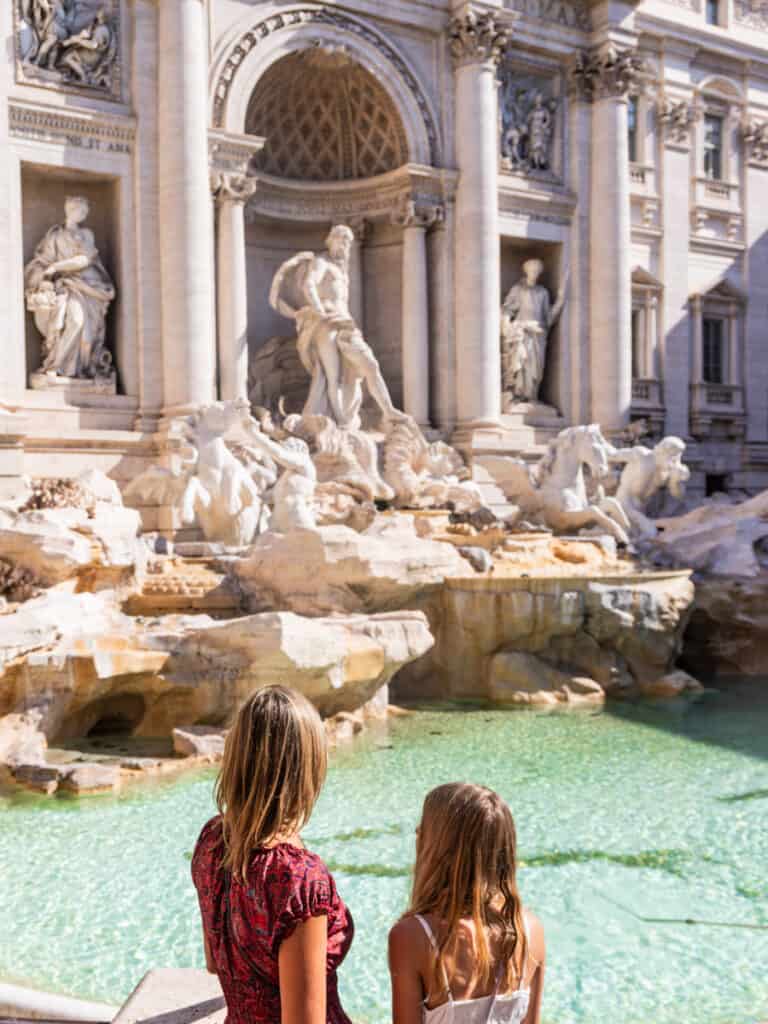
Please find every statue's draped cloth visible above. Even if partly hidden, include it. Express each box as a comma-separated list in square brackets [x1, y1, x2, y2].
[270, 251, 365, 429]
[25, 224, 115, 378]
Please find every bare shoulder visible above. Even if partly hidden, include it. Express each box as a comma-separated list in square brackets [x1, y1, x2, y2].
[523, 908, 546, 964]
[389, 914, 427, 948]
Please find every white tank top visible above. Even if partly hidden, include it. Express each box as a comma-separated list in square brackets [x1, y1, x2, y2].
[414, 914, 531, 1024]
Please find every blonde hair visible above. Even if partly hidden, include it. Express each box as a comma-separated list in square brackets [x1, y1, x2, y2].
[407, 783, 527, 996]
[215, 685, 328, 879]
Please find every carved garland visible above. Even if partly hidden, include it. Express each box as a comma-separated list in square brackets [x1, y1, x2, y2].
[742, 118, 768, 166]
[212, 8, 440, 166]
[657, 98, 699, 147]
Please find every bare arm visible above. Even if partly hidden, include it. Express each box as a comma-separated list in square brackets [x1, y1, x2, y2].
[389, 919, 427, 1024]
[278, 914, 328, 1024]
[523, 912, 546, 1024]
[302, 262, 327, 316]
[243, 426, 312, 476]
[44, 254, 90, 276]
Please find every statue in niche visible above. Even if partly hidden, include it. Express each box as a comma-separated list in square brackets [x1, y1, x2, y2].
[18, 0, 117, 91]
[500, 78, 557, 174]
[500, 259, 568, 405]
[269, 224, 409, 431]
[24, 196, 116, 386]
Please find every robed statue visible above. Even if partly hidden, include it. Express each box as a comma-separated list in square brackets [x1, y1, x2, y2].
[269, 225, 407, 430]
[500, 258, 568, 405]
[24, 195, 116, 382]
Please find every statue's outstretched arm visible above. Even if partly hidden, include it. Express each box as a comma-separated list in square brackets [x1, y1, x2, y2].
[548, 266, 571, 327]
[243, 425, 311, 475]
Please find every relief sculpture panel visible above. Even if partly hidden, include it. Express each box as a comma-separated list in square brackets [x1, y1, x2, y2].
[16, 0, 121, 99]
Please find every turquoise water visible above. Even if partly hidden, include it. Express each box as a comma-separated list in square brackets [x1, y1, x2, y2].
[1, 687, 767, 1024]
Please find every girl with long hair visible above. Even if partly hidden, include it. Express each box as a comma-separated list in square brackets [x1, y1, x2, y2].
[191, 685, 354, 1024]
[389, 783, 545, 1024]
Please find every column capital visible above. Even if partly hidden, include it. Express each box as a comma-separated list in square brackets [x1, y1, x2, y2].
[390, 193, 444, 229]
[569, 45, 646, 103]
[657, 96, 700, 150]
[448, 6, 511, 69]
[346, 217, 373, 244]
[211, 171, 257, 205]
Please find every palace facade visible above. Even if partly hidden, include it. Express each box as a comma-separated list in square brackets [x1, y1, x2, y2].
[1, 0, 767, 503]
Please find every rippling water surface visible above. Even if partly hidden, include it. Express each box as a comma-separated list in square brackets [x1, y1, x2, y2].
[1, 684, 767, 1024]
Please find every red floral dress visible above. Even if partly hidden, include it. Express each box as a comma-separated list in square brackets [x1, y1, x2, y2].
[191, 816, 354, 1024]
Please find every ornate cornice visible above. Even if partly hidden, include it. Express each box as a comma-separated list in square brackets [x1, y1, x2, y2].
[569, 45, 646, 102]
[212, 6, 440, 166]
[244, 163, 457, 224]
[742, 116, 768, 167]
[448, 8, 511, 68]
[209, 130, 264, 176]
[8, 100, 135, 153]
[657, 97, 699, 149]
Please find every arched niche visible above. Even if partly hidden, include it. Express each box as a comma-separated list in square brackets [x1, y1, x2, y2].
[210, 5, 439, 168]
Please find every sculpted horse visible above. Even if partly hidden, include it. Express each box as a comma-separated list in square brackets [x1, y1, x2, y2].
[481, 424, 632, 545]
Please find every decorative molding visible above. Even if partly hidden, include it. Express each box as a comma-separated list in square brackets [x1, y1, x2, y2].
[505, 0, 590, 32]
[733, 0, 768, 31]
[742, 117, 768, 167]
[657, 97, 699, 148]
[244, 163, 457, 224]
[448, 7, 511, 68]
[390, 193, 444, 229]
[212, 7, 440, 166]
[498, 178, 576, 225]
[14, 0, 122, 102]
[209, 130, 264, 177]
[8, 100, 135, 154]
[569, 46, 646, 102]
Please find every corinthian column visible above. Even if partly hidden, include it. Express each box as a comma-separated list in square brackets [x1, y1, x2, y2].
[449, 6, 510, 428]
[213, 173, 257, 402]
[157, 0, 216, 416]
[571, 45, 644, 433]
[392, 197, 443, 427]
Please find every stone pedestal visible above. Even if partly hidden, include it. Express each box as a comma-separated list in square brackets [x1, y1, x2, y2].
[29, 372, 117, 397]
[157, 0, 217, 417]
[450, 8, 510, 430]
[0, 409, 29, 502]
[214, 174, 256, 402]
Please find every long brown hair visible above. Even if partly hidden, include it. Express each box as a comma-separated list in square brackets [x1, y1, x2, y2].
[215, 685, 327, 878]
[407, 783, 527, 995]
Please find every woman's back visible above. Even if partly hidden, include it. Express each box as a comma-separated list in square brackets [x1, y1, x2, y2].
[390, 908, 544, 1024]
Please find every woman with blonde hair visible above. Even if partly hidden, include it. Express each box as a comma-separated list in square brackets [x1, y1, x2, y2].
[389, 783, 545, 1024]
[191, 685, 354, 1024]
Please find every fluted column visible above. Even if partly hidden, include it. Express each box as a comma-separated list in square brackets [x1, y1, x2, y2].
[392, 198, 442, 426]
[157, 0, 216, 415]
[213, 173, 256, 401]
[449, 7, 510, 427]
[571, 45, 644, 433]
[347, 218, 369, 329]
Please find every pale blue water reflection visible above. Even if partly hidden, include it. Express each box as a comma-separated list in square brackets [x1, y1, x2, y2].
[0, 686, 766, 1024]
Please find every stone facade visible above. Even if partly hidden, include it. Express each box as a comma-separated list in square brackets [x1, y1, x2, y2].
[1, 0, 767, 501]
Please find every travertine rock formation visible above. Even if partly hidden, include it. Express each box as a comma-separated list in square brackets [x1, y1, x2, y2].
[394, 569, 695, 704]
[234, 520, 470, 616]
